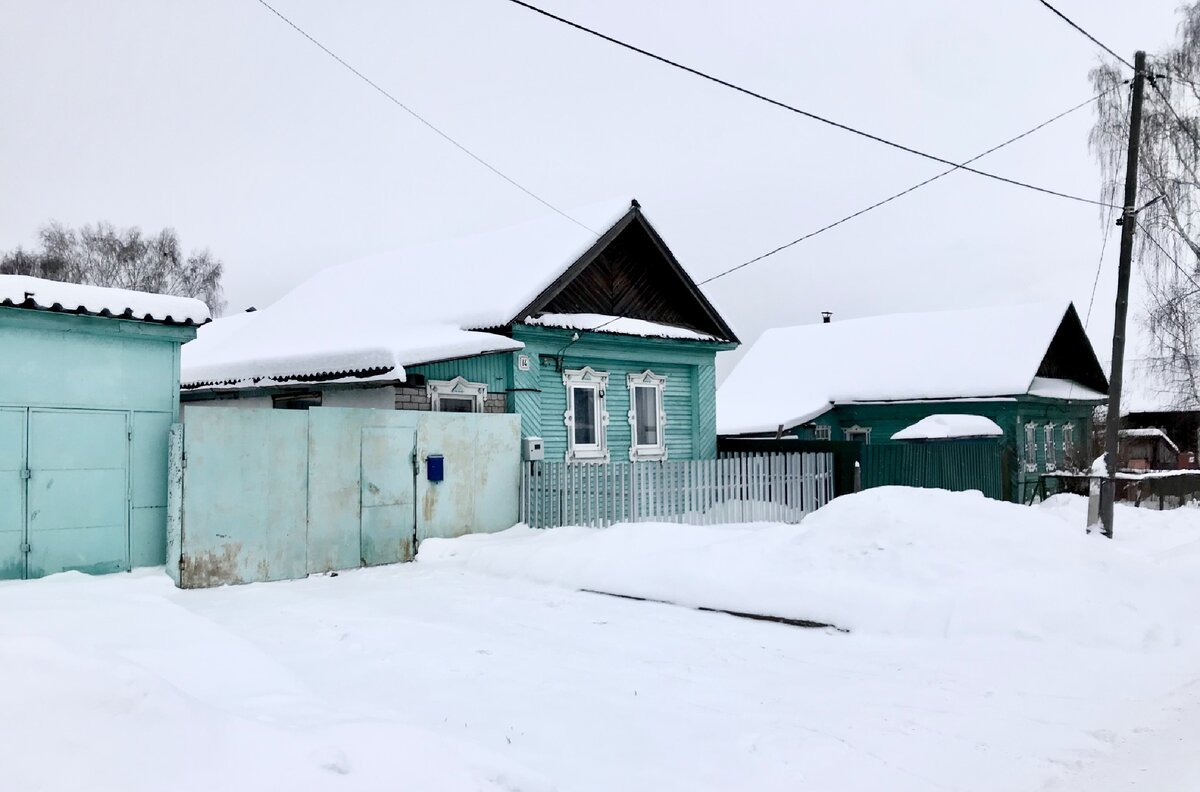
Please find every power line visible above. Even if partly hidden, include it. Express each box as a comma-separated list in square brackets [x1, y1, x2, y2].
[502, 0, 1116, 210]
[252, 0, 595, 235]
[1084, 211, 1116, 328]
[1034, 0, 1135, 70]
[698, 91, 1110, 286]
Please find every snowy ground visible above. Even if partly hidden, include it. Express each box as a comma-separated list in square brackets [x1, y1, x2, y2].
[3, 488, 1200, 791]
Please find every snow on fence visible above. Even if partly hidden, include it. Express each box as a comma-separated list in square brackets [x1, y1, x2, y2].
[520, 452, 834, 529]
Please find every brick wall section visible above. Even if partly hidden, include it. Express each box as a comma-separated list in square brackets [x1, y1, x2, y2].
[394, 386, 431, 411]
[393, 387, 507, 413]
[484, 394, 506, 414]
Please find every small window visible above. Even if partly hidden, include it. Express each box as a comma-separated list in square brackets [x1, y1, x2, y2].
[844, 425, 871, 444]
[1063, 423, 1075, 466]
[273, 391, 322, 410]
[627, 370, 667, 460]
[813, 425, 832, 441]
[573, 387, 598, 445]
[561, 367, 609, 460]
[1044, 423, 1057, 472]
[428, 377, 487, 413]
[563, 367, 609, 462]
[1024, 422, 1038, 472]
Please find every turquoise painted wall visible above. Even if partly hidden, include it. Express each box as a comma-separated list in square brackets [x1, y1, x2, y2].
[0, 307, 195, 578]
[406, 353, 511, 395]
[173, 407, 521, 587]
[181, 327, 730, 464]
[511, 325, 729, 461]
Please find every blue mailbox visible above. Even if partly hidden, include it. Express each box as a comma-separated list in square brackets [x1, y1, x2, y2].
[426, 454, 444, 483]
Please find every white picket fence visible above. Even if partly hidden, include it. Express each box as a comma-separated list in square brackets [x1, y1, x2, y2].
[520, 452, 834, 529]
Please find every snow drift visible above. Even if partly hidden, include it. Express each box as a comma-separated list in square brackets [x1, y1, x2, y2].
[420, 487, 1196, 649]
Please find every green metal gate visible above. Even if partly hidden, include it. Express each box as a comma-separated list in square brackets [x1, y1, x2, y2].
[360, 426, 417, 565]
[860, 442, 1009, 501]
[27, 409, 130, 577]
[0, 409, 26, 579]
[0, 408, 131, 579]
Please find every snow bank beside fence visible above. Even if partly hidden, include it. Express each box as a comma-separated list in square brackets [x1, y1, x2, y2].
[419, 487, 1200, 649]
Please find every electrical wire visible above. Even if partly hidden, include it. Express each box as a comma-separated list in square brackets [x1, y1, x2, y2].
[252, 0, 596, 235]
[502, 0, 1116, 210]
[697, 90, 1111, 286]
[1084, 215, 1115, 328]
[1034, 0, 1135, 70]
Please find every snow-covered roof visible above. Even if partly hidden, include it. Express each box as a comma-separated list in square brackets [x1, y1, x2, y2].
[1119, 427, 1180, 453]
[891, 414, 1005, 441]
[182, 311, 521, 386]
[718, 302, 1104, 436]
[183, 200, 727, 386]
[524, 313, 721, 341]
[0, 274, 210, 326]
[1026, 376, 1107, 401]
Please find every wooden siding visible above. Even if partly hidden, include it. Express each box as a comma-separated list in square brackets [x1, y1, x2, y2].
[512, 324, 724, 461]
[406, 352, 512, 395]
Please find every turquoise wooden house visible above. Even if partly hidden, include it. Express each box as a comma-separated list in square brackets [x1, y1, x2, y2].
[717, 302, 1108, 502]
[0, 275, 208, 579]
[180, 200, 739, 462]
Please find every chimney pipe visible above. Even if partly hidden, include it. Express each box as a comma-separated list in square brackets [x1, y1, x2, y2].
[821, 311, 833, 324]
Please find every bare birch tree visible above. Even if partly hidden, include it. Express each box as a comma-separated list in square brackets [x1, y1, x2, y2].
[0, 221, 225, 315]
[1091, 5, 1200, 408]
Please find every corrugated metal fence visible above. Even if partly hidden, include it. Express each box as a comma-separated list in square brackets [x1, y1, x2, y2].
[859, 442, 1009, 501]
[520, 452, 834, 528]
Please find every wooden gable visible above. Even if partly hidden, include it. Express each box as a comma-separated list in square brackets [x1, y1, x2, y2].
[513, 203, 738, 342]
[1035, 303, 1109, 394]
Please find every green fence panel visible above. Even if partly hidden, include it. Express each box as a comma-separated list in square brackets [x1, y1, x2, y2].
[860, 441, 1006, 500]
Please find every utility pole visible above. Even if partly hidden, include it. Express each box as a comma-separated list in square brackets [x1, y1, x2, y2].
[1097, 50, 1147, 538]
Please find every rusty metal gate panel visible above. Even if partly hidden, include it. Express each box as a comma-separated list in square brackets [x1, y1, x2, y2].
[360, 426, 416, 565]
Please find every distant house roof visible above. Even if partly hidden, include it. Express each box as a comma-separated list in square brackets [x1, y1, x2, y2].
[182, 200, 735, 387]
[1120, 427, 1180, 453]
[718, 302, 1108, 436]
[891, 414, 1005, 441]
[0, 274, 210, 326]
[1118, 357, 1199, 415]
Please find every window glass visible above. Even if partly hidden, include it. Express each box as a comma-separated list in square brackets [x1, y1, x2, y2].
[273, 392, 321, 410]
[634, 385, 659, 446]
[573, 387, 596, 445]
[438, 396, 475, 413]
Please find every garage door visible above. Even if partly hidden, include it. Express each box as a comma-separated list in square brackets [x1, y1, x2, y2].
[27, 409, 129, 578]
[0, 409, 25, 579]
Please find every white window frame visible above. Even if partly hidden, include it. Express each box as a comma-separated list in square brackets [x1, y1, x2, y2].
[563, 367, 609, 462]
[1024, 422, 1038, 472]
[844, 425, 871, 444]
[813, 424, 832, 441]
[1062, 422, 1075, 467]
[427, 376, 488, 413]
[1044, 423, 1058, 472]
[627, 370, 668, 461]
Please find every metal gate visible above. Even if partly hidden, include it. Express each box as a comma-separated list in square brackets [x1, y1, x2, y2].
[0, 408, 131, 579]
[360, 426, 417, 565]
[0, 409, 26, 579]
[172, 408, 521, 588]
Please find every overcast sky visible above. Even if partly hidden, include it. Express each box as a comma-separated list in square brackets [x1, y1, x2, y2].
[0, 1, 1187, 379]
